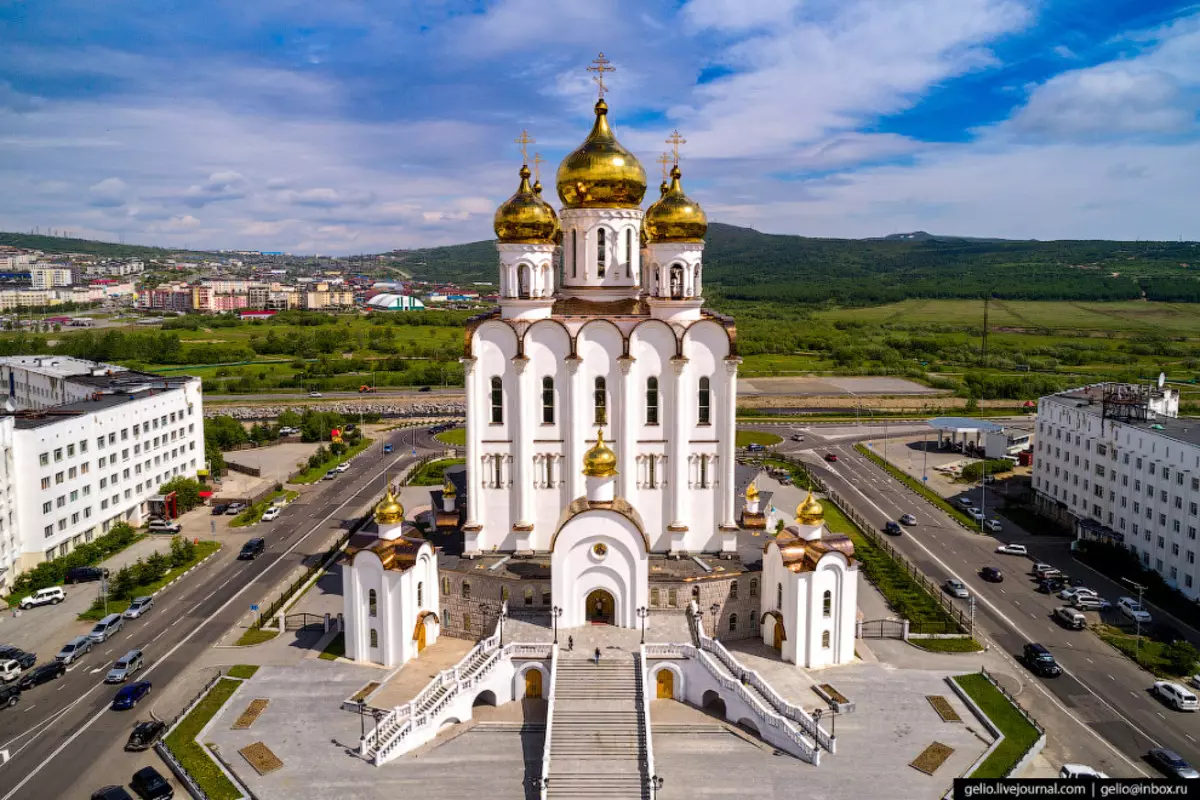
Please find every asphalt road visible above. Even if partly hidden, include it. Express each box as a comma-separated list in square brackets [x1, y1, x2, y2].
[805, 440, 1200, 777]
[0, 425, 433, 800]
[204, 388, 464, 402]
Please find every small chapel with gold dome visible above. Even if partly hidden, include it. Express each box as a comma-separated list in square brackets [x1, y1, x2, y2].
[341, 56, 857, 673]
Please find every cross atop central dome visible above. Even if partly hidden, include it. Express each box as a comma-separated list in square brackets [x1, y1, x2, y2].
[556, 98, 647, 209]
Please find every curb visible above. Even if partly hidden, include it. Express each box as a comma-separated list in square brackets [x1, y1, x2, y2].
[152, 549, 221, 598]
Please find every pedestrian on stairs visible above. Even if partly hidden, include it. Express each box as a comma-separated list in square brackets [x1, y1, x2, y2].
[594, 647, 601, 665]
[567, 635, 574, 652]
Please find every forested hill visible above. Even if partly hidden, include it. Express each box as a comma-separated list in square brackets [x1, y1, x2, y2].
[0, 233, 194, 259]
[395, 223, 1200, 304]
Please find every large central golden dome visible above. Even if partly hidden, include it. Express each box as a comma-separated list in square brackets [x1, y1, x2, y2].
[494, 165, 559, 244]
[556, 99, 647, 209]
[644, 165, 707, 243]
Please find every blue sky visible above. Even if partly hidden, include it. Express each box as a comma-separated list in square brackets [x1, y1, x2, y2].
[1, 0, 1198, 253]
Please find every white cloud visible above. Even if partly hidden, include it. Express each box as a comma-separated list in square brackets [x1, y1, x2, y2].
[682, 0, 800, 32]
[182, 171, 249, 207]
[88, 177, 131, 208]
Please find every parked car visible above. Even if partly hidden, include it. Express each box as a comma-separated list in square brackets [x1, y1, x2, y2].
[260, 506, 281, 522]
[1191, 674, 1200, 691]
[1022, 643, 1062, 677]
[969, 509, 986, 522]
[106, 649, 145, 683]
[110, 681, 152, 710]
[130, 766, 174, 800]
[984, 519, 1003, 533]
[66, 566, 108, 584]
[91, 787, 135, 800]
[1053, 607, 1087, 630]
[146, 519, 181, 534]
[1117, 596, 1153, 625]
[899, 513, 917, 525]
[125, 719, 167, 752]
[324, 469, 338, 480]
[19, 586, 64, 609]
[0, 661, 23, 683]
[1059, 764, 1109, 779]
[957, 497, 974, 508]
[211, 504, 229, 516]
[1152, 681, 1199, 712]
[1073, 595, 1110, 611]
[0, 647, 37, 669]
[89, 613, 125, 643]
[824, 453, 838, 462]
[746, 443, 766, 452]
[123, 596, 154, 619]
[18, 661, 65, 690]
[238, 538, 266, 561]
[334, 462, 351, 473]
[1058, 586, 1097, 601]
[0, 682, 20, 709]
[225, 502, 246, 515]
[57, 636, 93, 664]
[995, 543, 1027, 556]
[980, 567, 1003, 583]
[943, 579, 970, 599]
[883, 521, 903, 536]
[1032, 564, 1061, 580]
[1147, 747, 1200, 779]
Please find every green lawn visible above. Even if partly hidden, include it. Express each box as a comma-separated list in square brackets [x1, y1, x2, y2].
[910, 637, 983, 653]
[230, 489, 299, 528]
[1096, 625, 1198, 679]
[735, 430, 783, 447]
[953, 673, 1042, 779]
[226, 664, 260, 679]
[408, 458, 465, 486]
[290, 437, 374, 484]
[163, 677, 244, 800]
[434, 427, 466, 446]
[319, 632, 346, 661]
[234, 627, 279, 646]
[78, 541, 220, 620]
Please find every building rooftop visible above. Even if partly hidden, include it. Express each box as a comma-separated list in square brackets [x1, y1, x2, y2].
[1044, 389, 1200, 448]
[4, 378, 195, 429]
[0, 355, 127, 381]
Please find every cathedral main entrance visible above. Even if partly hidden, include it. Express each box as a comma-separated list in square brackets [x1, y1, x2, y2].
[585, 589, 615, 624]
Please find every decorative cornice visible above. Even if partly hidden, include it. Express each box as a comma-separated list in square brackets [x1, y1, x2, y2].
[670, 356, 688, 375]
[617, 355, 635, 374]
[511, 354, 530, 374]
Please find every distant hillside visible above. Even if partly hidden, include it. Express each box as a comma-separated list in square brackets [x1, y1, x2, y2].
[0, 233, 191, 259]
[393, 222, 1200, 304]
[872, 231, 1029, 244]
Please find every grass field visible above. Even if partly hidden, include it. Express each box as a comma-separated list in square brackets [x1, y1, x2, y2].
[735, 430, 783, 447]
[953, 673, 1042, 779]
[164, 677, 244, 800]
[434, 428, 466, 446]
[408, 458, 465, 486]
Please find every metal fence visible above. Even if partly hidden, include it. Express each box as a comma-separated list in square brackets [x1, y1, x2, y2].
[860, 619, 906, 639]
[154, 671, 229, 800]
[254, 513, 368, 629]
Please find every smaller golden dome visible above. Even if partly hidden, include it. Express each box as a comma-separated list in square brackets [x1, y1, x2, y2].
[644, 165, 707, 243]
[442, 476, 457, 498]
[745, 481, 759, 502]
[795, 490, 824, 526]
[374, 486, 405, 526]
[582, 428, 618, 478]
[494, 165, 559, 244]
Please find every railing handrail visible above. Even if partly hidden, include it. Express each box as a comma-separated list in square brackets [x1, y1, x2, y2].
[539, 644, 558, 800]
[636, 647, 656, 788]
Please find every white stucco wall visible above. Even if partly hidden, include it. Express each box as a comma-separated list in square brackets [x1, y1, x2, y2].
[551, 509, 649, 628]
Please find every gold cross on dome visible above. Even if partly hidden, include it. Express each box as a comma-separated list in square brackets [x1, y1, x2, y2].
[514, 130, 535, 164]
[533, 152, 546, 182]
[656, 152, 672, 182]
[666, 130, 687, 165]
[588, 52, 615, 98]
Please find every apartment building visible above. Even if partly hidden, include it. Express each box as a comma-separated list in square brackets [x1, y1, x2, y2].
[1034, 382, 1199, 600]
[0, 356, 135, 410]
[31, 267, 72, 289]
[0, 288, 57, 310]
[300, 283, 354, 311]
[137, 285, 194, 312]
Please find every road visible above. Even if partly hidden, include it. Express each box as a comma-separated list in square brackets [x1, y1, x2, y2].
[204, 388, 464, 403]
[0, 425, 434, 800]
[804, 439, 1200, 776]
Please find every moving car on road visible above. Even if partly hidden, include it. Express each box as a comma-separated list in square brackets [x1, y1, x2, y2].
[1053, 607, 1087, 630]
[125, 720, 167, 752]
[383, 443, 394, 454]
[1022, 643, 1062, 677]
[238, 538, 266, 561]
[746, 443, 766, 452]
[1147, 747, 1200, 779]
[943, 579, 969, 599]
[19, 586, 64, 609]
[790, 434, 804, 442]
[899, 513, 917, 526]
[883, 521, 903, 536]
[124, 596, 154, 619]
[110, 680, 152, 710]
[824, 453, 838, 462]
[1059, 764, 1109, 779]
[980, 567, 1003, 583]
[106, 649, 145, 683]
[995, 544, 1027, 556]
[130, 765, 174, 799]
[308, 391, 322, 398]
[260, 506, 281, 522]
[17, 661, 65, 690]
[57, 635, 93, 664]
[1152, 681, 1199, 712]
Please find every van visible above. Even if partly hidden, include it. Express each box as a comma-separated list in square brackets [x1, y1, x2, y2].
[88, 613, 125, 643]
[1054, 607, 1087, 630]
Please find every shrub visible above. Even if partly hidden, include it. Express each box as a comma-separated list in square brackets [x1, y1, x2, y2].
[170, 535, 196, 568]
[1166, 640, 1200, 676]
[9, 522, 138, 598]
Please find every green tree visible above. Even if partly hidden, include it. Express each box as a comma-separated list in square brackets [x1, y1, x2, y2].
[145, 551, 170, 582]
[159, 476, 203, 513]
[169, 535, 195, 568]
[204, 415, 249, 450]
[110, 566, 137, 601]
[1165, 640, 1200, 676]
[277, 410, 301, 428]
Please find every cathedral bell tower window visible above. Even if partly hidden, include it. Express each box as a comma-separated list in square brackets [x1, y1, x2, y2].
[490, 377, 504, 424]
[597, 228, 606, 277]
[823, 590, 832, 617]
[625, 229, 633, 277]
[571, 230, 578, 278]
[646, 377, 659, 425]
[698, 377, 711, 425]
[542, 377, 555, 424]
[594, 377, 607, 425]
[369, 589, 378, 618]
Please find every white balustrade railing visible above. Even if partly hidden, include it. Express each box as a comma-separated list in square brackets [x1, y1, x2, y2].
[539, 645, 559, 800]
[642, 643, 686, 658]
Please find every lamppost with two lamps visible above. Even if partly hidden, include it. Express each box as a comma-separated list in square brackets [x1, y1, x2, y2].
[550, 605, 562, 644]
[709, 603, 720, 641]
[637, 606, 649, 644]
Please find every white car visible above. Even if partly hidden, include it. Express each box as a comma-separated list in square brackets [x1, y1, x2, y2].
[1060, 764, 1110, 779]
[334, 462, 351, 473]
[1073, 595, 1110, 611]
[308, 391, 323, 398]
[19, 586, 65, 609]
[957, 497, 974, 508]
[260, 507, 281, 522]
[1117, 596, 1153, 625]
[943, 579, 970, 599]
[1058, 587, 1097, 601]
[0, 661, 21, 683]
[984, 519, 1003, 533]
[995, 543, 1027, 556]
[1153, 681, 1199, 712]
[970, 509, 985, 522]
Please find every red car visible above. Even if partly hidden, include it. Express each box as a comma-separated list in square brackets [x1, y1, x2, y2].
[824, 453, 839, 462]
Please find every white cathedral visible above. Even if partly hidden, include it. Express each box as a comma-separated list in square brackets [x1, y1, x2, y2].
[342, 81, 859, 674]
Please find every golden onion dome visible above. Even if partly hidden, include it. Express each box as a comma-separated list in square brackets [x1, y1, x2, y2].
[795, 491, 824, 526]
[494, 164, 559, 244]
[374, 486, 405, 526]
[644, 165, 707, 243]
[556, 99, 647, 209]
[582, 428, 618, 478]
[442, 476, 457, 498]
[745, 481, 760, 502]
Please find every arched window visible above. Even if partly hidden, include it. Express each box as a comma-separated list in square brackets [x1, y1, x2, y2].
[490, 377, 503, 424]
[594, 377, 607, 425]
[463, 612, 471, 631]
[729, 614, 738, 632]
[691, 585, 700, 599]
[777, 583, 782, 609]
[646, 377, 659, 425]
[441, 576, 450, 595]
[571, 230, 578, 278]
[698, 377, 711, 425]
[542, 587, 551, 605]
[651, 587, 661, 607]
[654, 266, 660, 295]
[821, 630, 831, 648]
[442, 608, 450, 627]
[462, 581, 471, 599]
[625, 229, 633, 276]
[597, 228, 607, 276]
[524, 586, 534, 606]
[517, 264, 531, 299]
[368, 589, 378, 618]
[749, 578, 759, 598]
[729, 580, 738, 600]
[370, 629, 378, 648]
[823, 590, 832, 618]
[670, 263, 684, 298]
[542, 377, 555, 424]
[501, 585, 510, 602]
[417, 582, 423, 607]
[668, 588, 678, 607]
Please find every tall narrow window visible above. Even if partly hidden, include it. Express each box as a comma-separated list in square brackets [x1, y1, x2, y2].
[646, 377, 659, 425]
[370, 629, 378, 648]
[572, 230, 578, 278]
[544, 455, 554, 487]
[501, 585, 510, 602]
[597, 228, 607, 277]
[730, 580, 738, 600]
[442, 577, 450, 595]
[542, 377, 555, 424]
[524, 586, 534, 606]
[750, 578, 759, 598]
[594, 377, 607, 425]
[777, 583, 782, 608]
[729, 614, 738, 633]
[369, 590, 378, 618]
[821, 631, 831, 648]
[699, 454, 709, 488]
[492, 454, 504, 487]
[698, 377, 711, 425]
[647, 456, 657, 489]
[462, 581, 471, 599]
[490, 376, 503, 424]
[822, 590, 832, 618]
[625, 229, 632, 276]
[417, 582, 423, 606]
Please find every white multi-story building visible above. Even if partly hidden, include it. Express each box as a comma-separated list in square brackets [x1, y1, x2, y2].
[0, 356, 133, 410]
[31, 267, 73, 289]
[0, 368, 204, 583]
[1034, 382, 1199, 599]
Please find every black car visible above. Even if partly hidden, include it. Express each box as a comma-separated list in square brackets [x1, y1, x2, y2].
[66, 566, 109, 584]
[0, 682, 21, 709]
[130, 765, 174, 799]
[0, 647, 37, 670]
[17, 661, 65, 690]
[1036, 578, 1065, 594]
[91, 788, 134, 800]
[980, 567, 1004, 583]
[211, 504, 229, 516]
[1022, 643, 1062, 677]
[238, 538, 266, 560]
[883, 521, 903, 536]
[125, 719, 167, 752]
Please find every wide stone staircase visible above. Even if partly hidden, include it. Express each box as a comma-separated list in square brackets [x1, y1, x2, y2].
[547, 655, 648, 799]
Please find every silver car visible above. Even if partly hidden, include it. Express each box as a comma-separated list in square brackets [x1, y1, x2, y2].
[943, 579, 970, 599]
[105, 649, 144, 683]
[56, 635, 93, 665]
[123, 596, 154, 619]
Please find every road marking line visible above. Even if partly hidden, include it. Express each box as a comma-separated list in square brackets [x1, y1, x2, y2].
[1109, 675, 1116, 681]
[1188, 735, 1197, 743]
[1086, 658, 1094, 664]
[21, 706, 33, 713]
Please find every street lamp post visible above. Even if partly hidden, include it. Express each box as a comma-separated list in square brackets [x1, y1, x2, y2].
[649, 775, 664, 799]
[1122, 577, 1147, 662]
[709, 603, 720, 641]
[550, 605, 562, 645]
[637, 606, 649, 644]
[357, 699, 367, 741]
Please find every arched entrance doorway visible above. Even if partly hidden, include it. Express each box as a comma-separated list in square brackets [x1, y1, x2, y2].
[656, 669, 674, 699]
[525, 669, 543, 699]
[585, 589, 615, 624]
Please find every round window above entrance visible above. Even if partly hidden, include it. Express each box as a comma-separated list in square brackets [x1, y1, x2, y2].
[591, 542, 608, 560]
